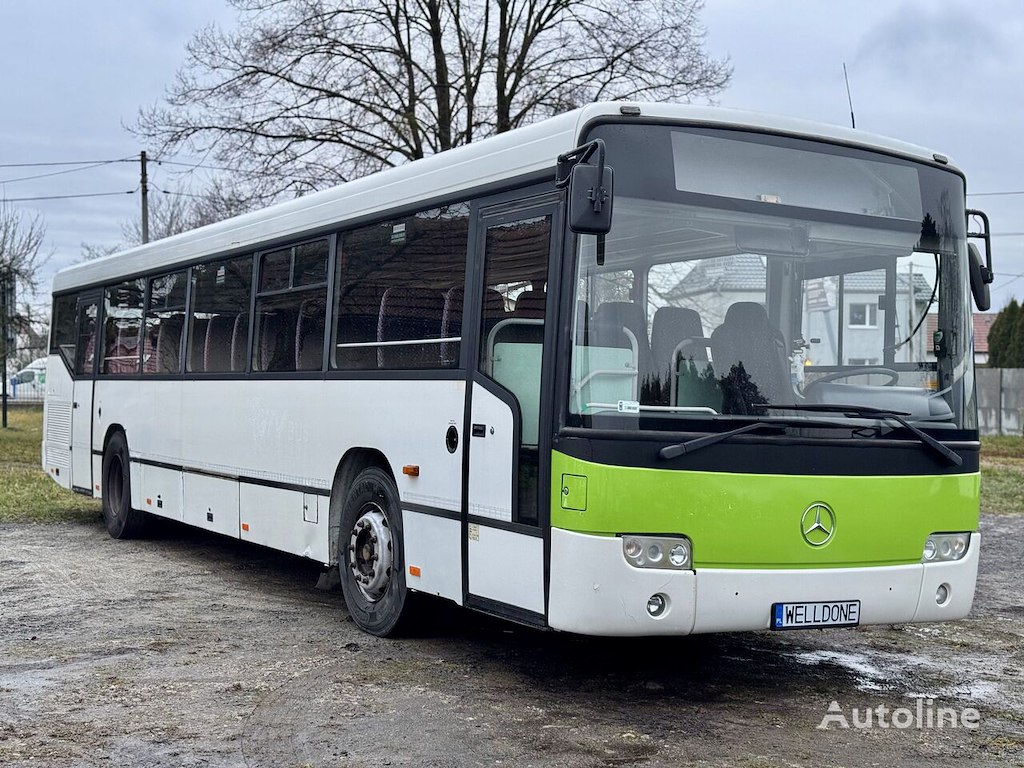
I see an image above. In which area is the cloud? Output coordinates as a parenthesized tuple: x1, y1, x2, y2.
(854, 2, 1003, 80)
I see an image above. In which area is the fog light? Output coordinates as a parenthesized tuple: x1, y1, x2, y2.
(646, 593, 668, 617)
(936, 584, 950, 605)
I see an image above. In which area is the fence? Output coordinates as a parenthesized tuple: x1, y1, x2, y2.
(977, 368, 1024, 436)
(3, 342, 47, 406)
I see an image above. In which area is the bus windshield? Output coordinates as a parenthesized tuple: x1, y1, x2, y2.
(568, 123, 975, 433)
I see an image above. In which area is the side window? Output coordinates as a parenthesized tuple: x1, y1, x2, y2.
(478, 214, 553, 381)
(102, 280, 145, 375)
(253, 239, 329, 372)
(332, 203, 469, 370)
(189, 256, 253, 373)
(51, 294, 78, 368)
(143, 271, 187, 374)
(74, 301, 98, 376)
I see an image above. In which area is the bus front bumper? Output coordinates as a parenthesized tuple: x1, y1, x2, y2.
(547, 527, 980, 636)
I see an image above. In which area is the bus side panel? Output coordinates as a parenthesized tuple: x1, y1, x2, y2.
(183, 473, 240, 538)
(177, 378, 465, 565)
(42, 355, 73, 489)
(403, 511, 462, 604)
(92, 377, 465, 568)
(468, 526, 545, 614)
(93, 379, 182, 512)
(140, 464, 184, 522)
(240, 483, 327, 563)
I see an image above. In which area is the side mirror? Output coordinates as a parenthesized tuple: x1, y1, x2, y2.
(966, 208, 994, 311)
(567, 163, 614, 235)
(968, 242, 991, 311)
(557, 138, 614, 235)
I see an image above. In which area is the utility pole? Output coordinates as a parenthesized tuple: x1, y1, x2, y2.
(1, 271, 10, 429)
(907, 260, 915, 360)
(140, 151, 150, 244)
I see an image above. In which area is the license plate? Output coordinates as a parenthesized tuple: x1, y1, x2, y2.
(771, 600, 860, 630)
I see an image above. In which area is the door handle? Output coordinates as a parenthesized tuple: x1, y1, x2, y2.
(471, 423, 486, 437)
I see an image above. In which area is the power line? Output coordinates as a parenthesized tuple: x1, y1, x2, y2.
(0, 157, 134, 169)
(150, 184, 205, 200)
(0, 154, 235, 175)
(0, 190, 136, 203)
(993, 271, 1024, 291)
(0, 158, 132, 185)
(152, 158, 239, 174)
(968, 190, 1024, 197)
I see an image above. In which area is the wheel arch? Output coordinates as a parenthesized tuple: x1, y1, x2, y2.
(101, 423, 128, 456)
(328, 448, 396, 566)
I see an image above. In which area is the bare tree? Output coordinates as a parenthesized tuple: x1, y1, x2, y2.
(122, 182, 253, 244)
(0, 201, 48, 376)
(135, 0, 730, 203)
(9, 302, 49, 369)
(82, 179, 255, 260)
(0, 201, 47, 294)
(123, 190, 194, 245)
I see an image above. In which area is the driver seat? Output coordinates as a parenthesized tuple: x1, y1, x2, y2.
(710, 302, 793, 405)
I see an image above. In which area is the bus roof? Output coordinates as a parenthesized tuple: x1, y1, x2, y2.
(53, 102, 959, 294)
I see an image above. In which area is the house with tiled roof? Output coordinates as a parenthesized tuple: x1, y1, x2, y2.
(665, 254, 933, 366)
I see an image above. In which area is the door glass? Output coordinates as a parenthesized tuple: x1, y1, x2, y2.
(74, 301, 98, 376)
(478, 214, 553, 525)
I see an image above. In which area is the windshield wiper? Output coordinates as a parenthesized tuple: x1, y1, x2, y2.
(659, 422, 788, 460)
(763, 404, 962, 467)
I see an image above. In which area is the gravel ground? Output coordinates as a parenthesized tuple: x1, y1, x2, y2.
(1, 512, 1022, 768)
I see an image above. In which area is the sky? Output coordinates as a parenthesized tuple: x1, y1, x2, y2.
(1, 0, 1022, 312)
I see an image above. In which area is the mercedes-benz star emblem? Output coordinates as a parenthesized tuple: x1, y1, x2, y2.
(800, 503, 835, 547)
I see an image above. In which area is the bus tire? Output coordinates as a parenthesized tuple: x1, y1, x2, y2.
(338, 466, 411, 637)
(101, 432, 146, 539)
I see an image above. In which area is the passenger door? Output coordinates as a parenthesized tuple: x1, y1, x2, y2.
(465, 194, 562, 621)
(70, 294, 100, 493)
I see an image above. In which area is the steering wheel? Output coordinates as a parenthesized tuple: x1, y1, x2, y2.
(809, 367, 900, 386)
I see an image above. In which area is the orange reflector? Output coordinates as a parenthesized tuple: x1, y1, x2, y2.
(146, 498, 152, 506)
(241, 523, 250, 532)
(95, 484, 100, 491)
(408, 565, 421, 577)
(403, 465, 420, 477)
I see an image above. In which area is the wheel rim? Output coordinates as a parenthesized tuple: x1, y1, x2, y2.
(347, 502, 394, 602)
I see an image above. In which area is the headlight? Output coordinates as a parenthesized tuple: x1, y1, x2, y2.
(922, 533, 971, 563)
(622, 535, 691, 570)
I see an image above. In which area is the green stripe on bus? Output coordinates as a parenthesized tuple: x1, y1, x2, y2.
(550, 451, 980, 569)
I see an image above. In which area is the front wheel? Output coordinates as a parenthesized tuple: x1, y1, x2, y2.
(338, 467, 412, 636)
(101, 432, 146, 539)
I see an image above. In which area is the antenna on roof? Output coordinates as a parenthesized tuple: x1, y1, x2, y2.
(843, 63, 856, 129)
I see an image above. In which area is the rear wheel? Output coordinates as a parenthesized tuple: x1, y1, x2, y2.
(101, 432, 146, 539)
(338, 466, 411, 636)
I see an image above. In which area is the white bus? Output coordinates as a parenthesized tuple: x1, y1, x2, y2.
(44, 103, 992, 637)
